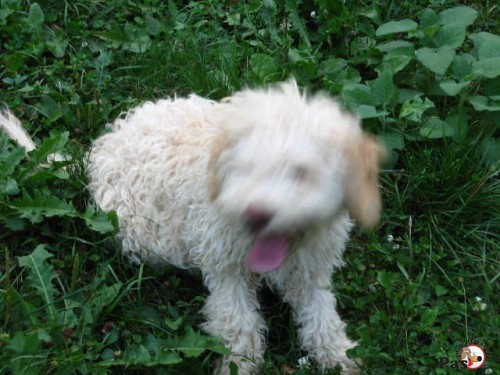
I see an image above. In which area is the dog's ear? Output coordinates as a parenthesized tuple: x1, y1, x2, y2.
(344, 134, 385, 229)
(207, 101, 253, 201)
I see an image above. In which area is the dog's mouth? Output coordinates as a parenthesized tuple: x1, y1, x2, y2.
(246, 234, 290, 273)
(242, 206, 292, 273)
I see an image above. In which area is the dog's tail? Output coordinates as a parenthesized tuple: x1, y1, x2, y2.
(0, 110, 37, 151)
(0, 110, 69, 162)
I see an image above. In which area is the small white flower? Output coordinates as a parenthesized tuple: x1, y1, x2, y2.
(81, 41, 88, 48)
(484, 368, 493, 374)
(280, 19, 291, 30)
(393, 244, 400, 250)
(473, 302, 487, 311)
(473, 297, 487, 311)
(310, 11, 317, 18)
(387, 234, 394, 243)
(297, 356, 311, 368)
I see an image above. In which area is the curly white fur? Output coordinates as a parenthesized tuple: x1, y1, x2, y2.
(1, 80, 384, 374)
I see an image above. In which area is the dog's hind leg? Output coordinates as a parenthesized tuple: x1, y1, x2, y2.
(201, 272, 266, 375)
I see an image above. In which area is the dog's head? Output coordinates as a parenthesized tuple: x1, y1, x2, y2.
(208, 80, 385, 273)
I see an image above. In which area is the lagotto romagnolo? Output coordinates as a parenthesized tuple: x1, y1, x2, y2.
(1, 80, 385, 374)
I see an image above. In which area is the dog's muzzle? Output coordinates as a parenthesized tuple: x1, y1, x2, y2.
(243, 205, 274, 232)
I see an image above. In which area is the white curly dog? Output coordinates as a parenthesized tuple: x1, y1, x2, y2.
(1, 80, 384, 374)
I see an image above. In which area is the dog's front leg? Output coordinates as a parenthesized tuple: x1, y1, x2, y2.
(201, 272, 266, 375)
(282, 275, 359, 374)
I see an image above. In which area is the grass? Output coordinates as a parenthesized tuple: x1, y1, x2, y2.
(0, 0, 498, 374)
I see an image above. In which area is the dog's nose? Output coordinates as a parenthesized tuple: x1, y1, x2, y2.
(244, 205, 273, 231)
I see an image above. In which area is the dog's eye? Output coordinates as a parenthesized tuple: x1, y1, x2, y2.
(289, 165, 310, 182)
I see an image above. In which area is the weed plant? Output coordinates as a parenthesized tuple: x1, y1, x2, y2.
(0, 1, 498, 374)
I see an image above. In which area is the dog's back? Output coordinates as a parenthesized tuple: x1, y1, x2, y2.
(87, 95, 219, 267)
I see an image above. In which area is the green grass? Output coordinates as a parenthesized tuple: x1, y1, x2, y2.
(1, 1, 498, 374)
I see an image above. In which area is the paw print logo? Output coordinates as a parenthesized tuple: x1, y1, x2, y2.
(460, 345, 486, 370)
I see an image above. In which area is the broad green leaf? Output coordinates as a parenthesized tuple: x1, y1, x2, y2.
(472, 57, 500, 79)
(0, 212, 27, 231)
(377, 271, 397, 291)
(400, 97, 435, 122)
(168, 327, 228, 358)
(4, 177, 20, 195)
(415, 46, 455, 75)
(419, 9, 439, 27)
(249, 54, 280, 81)
(173, 327, 208, 358)
(5, 332, 41, 374)
(165, 316, 184, 331)
(18, 245, 58, 320)
(420, 308, 439, 327)
(84, 281, 123, 324)
(451, 53, 476, 80)
(375, 19, 417, 37)
(61, 298, 80, 326)
(37, 96, 67, 124)
(9, 189, 78, 223)
(481, 138, 500, 166)
(82, 206, 117, 234)
(144, 14, 163, 36)
(470, 32, 500, 59)
(30, 131, 68, 163)
(153, 351, 183, 366)
(0, 146, 25, 177)
(376, 54, 412, 75)
(398, 89, 423, 103)
(288, 48, 313, 64)
(101, 335, 184, 367)
(469, 96, 500, 112)
(435, 285, 448, 297)
(419, 118, 456, 139)
(342, 83, 376, 108)
(0, 6, 14, 21)
(370, 72, 396, 106)
(46, 36, 68, 58)
(21, 168, 70, 186)
(438, 6, 477, 27)
(123, 345, 151, 364)
(263, 0, 276, 10)
(85, 210, 117, 234)
(123, 23, 151, 53)
(355, 105, 388, 119)
(375, 40, 414, 53)
(7, 331, 40, 353)
(379, 132, 404, 151)
(226, 12, 240, 26)
(439, 80, 470, 96)
(358, 6, 380, 22)
(322, 57, 347, 75)
(433, 24, 466, 48)
(92, 51, 113, 69)
(322, 58, 361, 90)
(27, 3, 44, 29)
(421, 24, 441, 40)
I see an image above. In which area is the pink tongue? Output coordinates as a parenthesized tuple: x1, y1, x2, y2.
(247, 235, 289, 273)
